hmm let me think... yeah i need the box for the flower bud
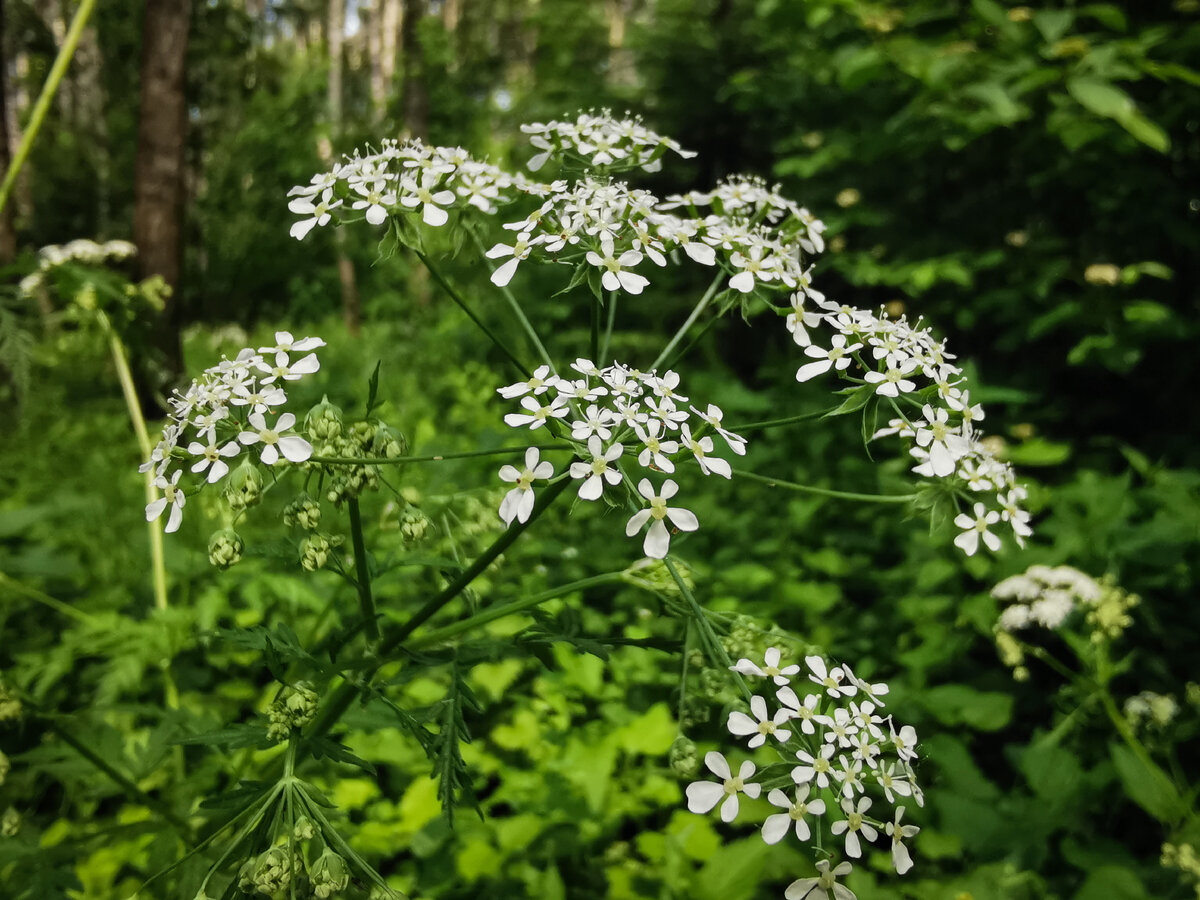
[351,420,375,445]
[207,528,244,570]
[0,749,9,786]
[252,845,291,895]
[225,459,263,511]
[372,423,408,459]
[0,682,21,722]
[267,682,319,742]
[306,395,344,441]
[293,815,315,841]
[668,735,698,778]
[284,493,322,530]
[310,848,350,898]
[300,534,332,571]
[1,806,19,837]
[400,507,431,544]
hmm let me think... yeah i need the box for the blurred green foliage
[2,0,1199,898]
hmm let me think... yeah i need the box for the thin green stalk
[0,572,95,624]
[651,272,724,370]
[591,294,601,364]
[347,498,379,644]
[468,228,555,369]
[38,712,192,836]
[414,249,531,376]
[728,409,830,433]
[660,309,720,370]
[309,443,572,466]
[663,556,751,703]
[599,290,618,365]
[0,0,97,215]
[406,572,624,650]
[732,468,918,504]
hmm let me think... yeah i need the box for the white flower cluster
[793,299,1031,556]
[139,332,325,532]
[19,238,137,295]
[686,649,922,899]
[992,564,1103,631]
[488,173,826,298]
[287,139,518,240]
[520,109,698,173]
[494,359,745,558]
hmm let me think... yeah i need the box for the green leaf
[1109,742,1185,823]
[1074,865,1148,900]
[175,724,271,750]
[1066,78,1170,152]
[822,384,874,418]
[922,684,1014,731]
[365,360,383,415]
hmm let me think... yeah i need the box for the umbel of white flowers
[284,108,1030,558]
[493,359,744,558]
[685,649,923,899]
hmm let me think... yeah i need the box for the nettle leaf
[209,624,320,680]
[429,662,483,826]
[518,608,612,662]
[365,360,383,416]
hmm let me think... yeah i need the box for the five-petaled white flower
[685,751,760,823]
[400,173,456,226]
[568,438,624,500]
[953,502,1002,556]
[807,656,857,698]
[784,860,856,900]
[625,478,698,559]
[352,178,397,225]
[796,334,863,383]
[146,470,186,533]
[830,796,877,858]
[288,189,342,240]
[864,358,919,397]
[486,231,540,287]
[730,647,799,685]
[238,412,313,465]
[498,448,555,526]
[497,364,559,399]
[586,232,649,295]
[886,807,920,874]
[762,785,826,844]
[187,439,241,483]
[503,395,570,430]
[776,686,820,734]
[793,744,836,789]
[727,694,793,748]
[891,724,919,763]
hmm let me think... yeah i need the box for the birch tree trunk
[325,0,361,335]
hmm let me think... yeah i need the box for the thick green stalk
[651,272,724,370]
[599,290,618,365]
[347,498,379,644]
[406,572,624,650]
[0,0,97,215]
[0,572,95,623]
[732,468,918,504]
[414,249,531,376]
[590,295,601,364]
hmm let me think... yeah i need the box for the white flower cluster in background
[494,359,745,557]
[287,138,519,240]
[686,649,922,899]
[992,564,1103,631]
[520,109,698,173]
[794,300,1031,556]
[140,332,325,532]
[19,238,137,295]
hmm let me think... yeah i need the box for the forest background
[1,0,1199,898]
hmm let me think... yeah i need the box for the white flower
[807,656,857,699]
[238,412,313,465]
[728,243,776,294]
[776,687,820,734]
[259,331,326,354]
[257,350,321,384]
[568,438,623,500]
[729,647,799,685]
[400,172,456,226]
[497,364,559,399]
[953,502,1002,556]
[727,694,793,748]
[187,439,240,483]
[875,762,913,803]
[913,405,967,478]
[503,395,570,430]
[818,707,859,748]
[690,403,746,456]
[784,860,856,900]
[288,189,342,240]
[485,231,540,287]
[886,807,920,875]
[624,478,698,559]
[685,751,760,823]
[830,796,877,858]
[792,744,836,789]
[891,724,919,763]
[679,424,731,478]
[585,232,649,295]
[230,382,288,416]
[634,419,679,473]
[570,404,616,441]
[498,448,555,525]
[864,358,919,397]
[796,334,863,382]
[762,785,826,844]
[351,178,397,225]
[146,470,186,533]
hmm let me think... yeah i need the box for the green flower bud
[225,459,263,511]
[351,420,375,445]
[686,648,705,669]
[310,848,350,898]
[372,423,408,459]
[293,815,315,841]
[1,807,19,837]
[0,682,21,722]
[237,857,257,892]
[400,507,431,544]
[284,493,322,530]
[668,735,698,778]
[207,528,244,570]
[699,667,725,699]
[266,682,319,742]
[252,845,291,895]
[679,695,711,729]
[305,395,344,441]
[300,534,332,571]
[0,749,9,786]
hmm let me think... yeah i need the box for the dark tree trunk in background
[401,0,427,139]
[0,0,16,263]
[325,0,361,336]
[133,0,191,385]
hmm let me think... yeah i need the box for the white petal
[278,435,313,462]
[423,203,449,226]
[666,507,699,532]
[704,751,730,779]
[685,781,724,815]
[719,793,740,823]
[491,256,520,287]
[761,814,791,845]
[644,519,671,558]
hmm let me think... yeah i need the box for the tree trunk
[325,0,361,336]
[0,0,16,263]
[380,0,401,101]
[133,0,191,385]
[400,0,427,139]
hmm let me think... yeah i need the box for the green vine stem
[732,467,919,504]
[310,443,572,466]
[0,0,97,215]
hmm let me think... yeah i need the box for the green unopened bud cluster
[310,848,351,898]
[0,682,21,722]
[668,735,698,777]
[399,506,432,544]
[721,615,761,663]
[621,557,693,598]
[300,534,343,571]
[238,845,292,896]
[305,396,344,441]
[208,528,244,569]
[266,682,319,742]
[225,459,264,512]
[1,807,19,837]
[284,494,323,530]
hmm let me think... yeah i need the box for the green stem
[732,468,918,504]
[347,498,379,644]
[0,572,95,623]
[0,0,97,215]
[728,409,830,433]
[663,556,752,703]
[37,712,192,836]
[414,249,531,376]
[468,227,555,369]
[651,272,724,370]
[310,443,573,466]
[406,572,624,650]
[591,294,601,364]
[599,290,618,365]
